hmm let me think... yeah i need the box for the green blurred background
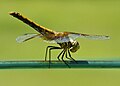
[0,0,120,86]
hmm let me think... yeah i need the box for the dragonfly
[9,12,110,68]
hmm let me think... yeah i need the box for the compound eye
[70,41,80,53]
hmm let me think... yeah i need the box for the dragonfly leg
[48,46,61,68]
[68,50,77,63]
[61,50,71,68]
[45,46,53,61]
[45,46,61,61]
[65,49,72,60]
[57,50,64,61]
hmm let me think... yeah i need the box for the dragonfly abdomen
[9,12,55,36]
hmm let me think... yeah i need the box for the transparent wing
[55,36,71,43]
[16,33,57,43]
[16,32,110,44]
[16,33,42,43]
[54,32,110,43]
[68,32,110,40]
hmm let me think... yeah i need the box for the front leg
[68,50,77,63]
[61,50,71,68]
[65,49,71,60]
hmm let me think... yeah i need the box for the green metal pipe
[0,60,120,69]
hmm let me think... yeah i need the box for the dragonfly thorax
[58,41,80,53]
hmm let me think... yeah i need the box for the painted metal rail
[0,60,120,69]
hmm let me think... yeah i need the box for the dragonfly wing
[55,36,70,43]
[54,32,110,43]
[16,33,42,43]
[16,32,110,44]
[68,32,110,40]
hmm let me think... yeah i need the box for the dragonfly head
[70,41,80,53]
